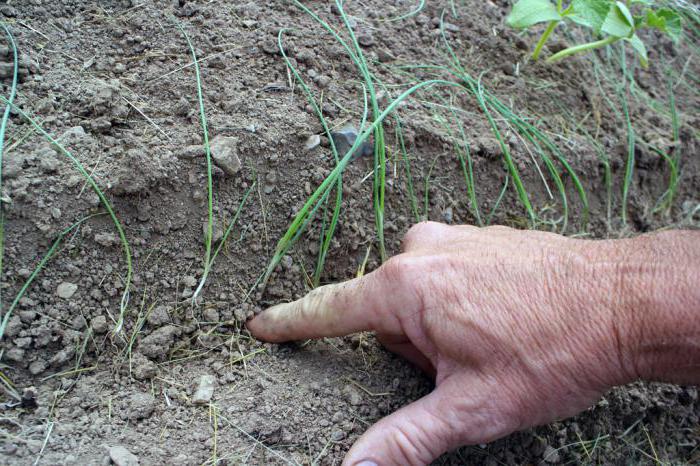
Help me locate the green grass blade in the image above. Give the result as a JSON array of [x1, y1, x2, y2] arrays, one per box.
[[650, 146, 678, 214], [487, 175, 510, 225], [472, 76, 536, 224], [174, 20, 214, 303], [0, 22, 19, 315], [619, 46, 635, 227], [1, 98, 133, 333], [656, 76, 681, 213], [430, 92, 482, 224], [438, 13, 534, 224], [382, 0, 425, 22], [276, 29, 347, 287], [0, 214, 103, 342], [620, 90, 635, 226], [208, 183, 256, 267], [395, 117, 421, 222], [334, 0, 387, 262], [263, 79, 464, 284]]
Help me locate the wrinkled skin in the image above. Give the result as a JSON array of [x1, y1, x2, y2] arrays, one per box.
[[247, 222, 700, 466]]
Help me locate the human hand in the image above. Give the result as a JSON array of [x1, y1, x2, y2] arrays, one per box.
[[247, 222, 697, 465]]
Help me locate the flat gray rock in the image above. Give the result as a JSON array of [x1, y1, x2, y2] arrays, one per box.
[[56, 282, 78, 299], [192, 374, 216, 405], [330, 126, 373, 161], [209, 136, 242, 176], [109, 446, 139, 466]]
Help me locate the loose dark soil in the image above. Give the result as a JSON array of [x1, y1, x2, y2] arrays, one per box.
[[1, 0, 698, 465]]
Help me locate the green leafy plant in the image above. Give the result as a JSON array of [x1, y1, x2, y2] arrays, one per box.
[[507, 0, 682, 65]]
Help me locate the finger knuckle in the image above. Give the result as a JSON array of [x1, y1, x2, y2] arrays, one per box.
[[403, 221, 447, 250], [483, 225, 513, 234], [380, 255, 413, 284]]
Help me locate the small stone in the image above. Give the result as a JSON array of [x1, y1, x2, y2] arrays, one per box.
[[4, 347, 25, 363], [515, 37, 529, 51], [50, 346, 75, 366], [210, 136, 242, 176], [192, 374, 216, 404], [304, 134, 321, 151], [21, 387, 37, 409], [357, 32, 374, 47], [90, 117, 112, 133], [58, 126, 87, 144], [441, 22, 460, 32], [56, 282, 78, 299], [26, 440, 42, 454], [29, 359, 48, 375], [415, 14, 429, 25], [94, 232, 118, 247], [91, 315, 108, 334], [233, 307, 247, 322], [139, 325, 180, 360], [330, 430, 345, 441], [476, 137, 503, 159], [548, 40, 568, 54], [543, 445, 560, 463], [330, 126, 373, 161], [147, 306, 171, 326], [176, 145, 203, 159], [202, 221, 224, 244], [131, 353, 157, 381], [125, 393, 156, 420], [442, 207, 453, 224], [72, 315, 87, 330], [109, 446, 140, 466], [182, 275, 197, 288], [501, 63, 514, 76], [4, 316, 22, 338], [377, 49, 394, 63], [1, 6, 18, 17], [39, 152, 60, 173], [202, 308, 219, 322], [14, 337, 32, 348], [343, 384, 363, 406], [3, 152, 24, 179], [19, 310, 36, 323]]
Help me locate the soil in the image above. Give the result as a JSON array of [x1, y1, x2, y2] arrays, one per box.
[[1, 0, 698, 465]]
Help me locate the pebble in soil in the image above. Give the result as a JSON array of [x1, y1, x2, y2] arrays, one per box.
[[330, 125, 374, 161]]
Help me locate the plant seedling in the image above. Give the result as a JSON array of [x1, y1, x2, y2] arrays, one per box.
[[507, 0, 683, 65]]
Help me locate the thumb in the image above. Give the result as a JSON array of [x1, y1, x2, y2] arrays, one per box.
[[342, 389, 457, 466]]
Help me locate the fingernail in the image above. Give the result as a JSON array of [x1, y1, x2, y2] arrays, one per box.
[[355, 462, 378, 466]]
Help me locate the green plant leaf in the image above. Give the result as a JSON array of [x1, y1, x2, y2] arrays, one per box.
[[626, 33, 648, 66], [506, 0, 561, 29], [633, 14, 645, 29], [645, 8, 682, 42], [601, 1, 635, 37], [569, 0, 612, 33]]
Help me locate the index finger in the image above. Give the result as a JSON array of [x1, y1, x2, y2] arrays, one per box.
[[247, 260, 417, 342]]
